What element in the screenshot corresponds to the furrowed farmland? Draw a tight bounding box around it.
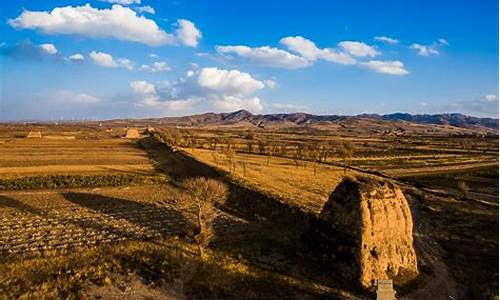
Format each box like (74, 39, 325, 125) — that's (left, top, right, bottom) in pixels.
(0, 122, 497, 299)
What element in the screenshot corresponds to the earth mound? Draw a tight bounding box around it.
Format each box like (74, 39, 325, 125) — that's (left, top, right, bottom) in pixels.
(314, 175, 419, 289)
(123, 128, 141, 139)
(26, 130, 42, 138)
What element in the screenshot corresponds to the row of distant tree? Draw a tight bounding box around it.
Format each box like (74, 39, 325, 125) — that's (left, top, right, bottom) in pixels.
(154, 128, 356, 175)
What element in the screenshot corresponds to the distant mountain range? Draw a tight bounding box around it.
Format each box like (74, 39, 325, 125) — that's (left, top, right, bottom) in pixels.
(378, 113, 498, 130)
(107, 110, 498, 136)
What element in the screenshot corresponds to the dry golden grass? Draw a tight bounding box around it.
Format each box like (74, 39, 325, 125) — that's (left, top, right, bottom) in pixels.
(185, 148, 346, 214)
(0, 236, 341, 299)
(0, 138, 154, 178)
(0, 127, 497, 299)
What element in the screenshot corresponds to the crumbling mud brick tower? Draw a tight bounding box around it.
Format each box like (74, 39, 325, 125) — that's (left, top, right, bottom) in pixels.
(26, 130, 42, 138)
(318, 175, 419, 289)
(123, 128, 141, 139)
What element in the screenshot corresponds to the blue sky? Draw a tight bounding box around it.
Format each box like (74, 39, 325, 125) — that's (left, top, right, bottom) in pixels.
(0, 0, 498, 120)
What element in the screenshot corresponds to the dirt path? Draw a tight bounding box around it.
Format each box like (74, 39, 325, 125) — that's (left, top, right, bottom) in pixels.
(402, 191, 464, 300)
(333, 153, 463, 161)
(386, 161, 499, 177)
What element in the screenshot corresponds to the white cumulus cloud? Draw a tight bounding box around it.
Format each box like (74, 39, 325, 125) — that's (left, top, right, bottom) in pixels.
(140, 61, 171, 73)
(360, 60, 409, 75)
(175, 19, 202, 47)
(216, 37, 412, 75)
(213, 96, 263, 112)
(280, 36, 325, 60)
(280, 36, 356, 64)
(129, 67, 268, 113)
(134, 5, 155, 14)
(68, 53, 84, 61)
(217, 36, 366, 69)
(410, 43, 440, 56)
(264, 80, 278, 88)
(130, 80, 156, 94)
(8, 4, 201, 47)
(130, 80, 196, 110)
(374, 36, 399, 44)
(216, 45, 311, 69)
(116, 58, 134, 70)
(39, 43, 57, 54)
(438, 38, 449, 45)
(99, 0, 141, 5)
(338, 41, 379, 57)
(484, 94, 497, 102)
(89, 51, 134, 70)
(197, 67, 265, 95)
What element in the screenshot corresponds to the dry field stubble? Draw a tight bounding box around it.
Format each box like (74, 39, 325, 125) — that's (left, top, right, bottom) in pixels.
(0, 138, 154, 178)
(180, 129, 498, 177)
(0, 134, 361, 299)
(0, 185, 194, 259)
(0, 127, 498, 299)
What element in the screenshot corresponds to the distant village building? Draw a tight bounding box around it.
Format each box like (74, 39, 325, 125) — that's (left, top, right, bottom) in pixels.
(26, 130, 42, 138)
(123, 128, 141, 139)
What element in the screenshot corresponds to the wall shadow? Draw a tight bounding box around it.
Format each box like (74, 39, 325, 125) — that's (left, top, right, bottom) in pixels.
(0, 192, 192, 260)
(0, 194, 159, 259)
(139, 136, 368, 298)
(0, 195, 42, 215)
(61, 192, 192, 238)
(138, 137, 219, 181)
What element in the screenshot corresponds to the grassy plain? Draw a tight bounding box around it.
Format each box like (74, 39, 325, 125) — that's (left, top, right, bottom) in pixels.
(0, 124, 497, 299)
(185, 148, 345, 214)
(0, 138, 153, 178)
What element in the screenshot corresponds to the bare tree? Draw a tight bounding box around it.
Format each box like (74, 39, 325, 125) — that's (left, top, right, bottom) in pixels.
(246, 141, 253, 154)
(224, 148, 236, 173)
(278, 144, 288, 158)
(210, 138, 217, 151)
(318, 142, 330, 163)
(240, 161, 247, 176)
(270, 143, 279, 157)
(245, 131, 254, 140)
(293, 145, 302, 168)
(183, 177, 229, 260)
(226, 138, 234, 152)
(211, 152, 219, 166)
(307, 143, 320, 176)
(457, 180, 469, 199)
(337, 141, 355, 174)
(258, 140, 266, 155)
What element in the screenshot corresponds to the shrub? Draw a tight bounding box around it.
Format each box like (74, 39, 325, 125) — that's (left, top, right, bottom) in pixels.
(0, 174, 168, 191)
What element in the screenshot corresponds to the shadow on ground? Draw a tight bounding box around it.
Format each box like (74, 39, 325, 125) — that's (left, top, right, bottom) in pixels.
(62, 192, 192, 238)
(139, 136, 368, 298)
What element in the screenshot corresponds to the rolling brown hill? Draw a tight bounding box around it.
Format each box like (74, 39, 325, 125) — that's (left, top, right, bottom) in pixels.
(103, 110, 498, 136)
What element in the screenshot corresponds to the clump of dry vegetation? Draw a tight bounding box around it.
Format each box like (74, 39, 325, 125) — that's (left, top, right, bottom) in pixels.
(184, 177, 228, 260)
(0, 124, 497, 299)
(0, 239, 192, 299)
(0, 174, 168, 190)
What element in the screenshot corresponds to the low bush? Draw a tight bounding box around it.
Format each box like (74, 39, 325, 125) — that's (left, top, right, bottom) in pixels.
(0, 174, 168, 190)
